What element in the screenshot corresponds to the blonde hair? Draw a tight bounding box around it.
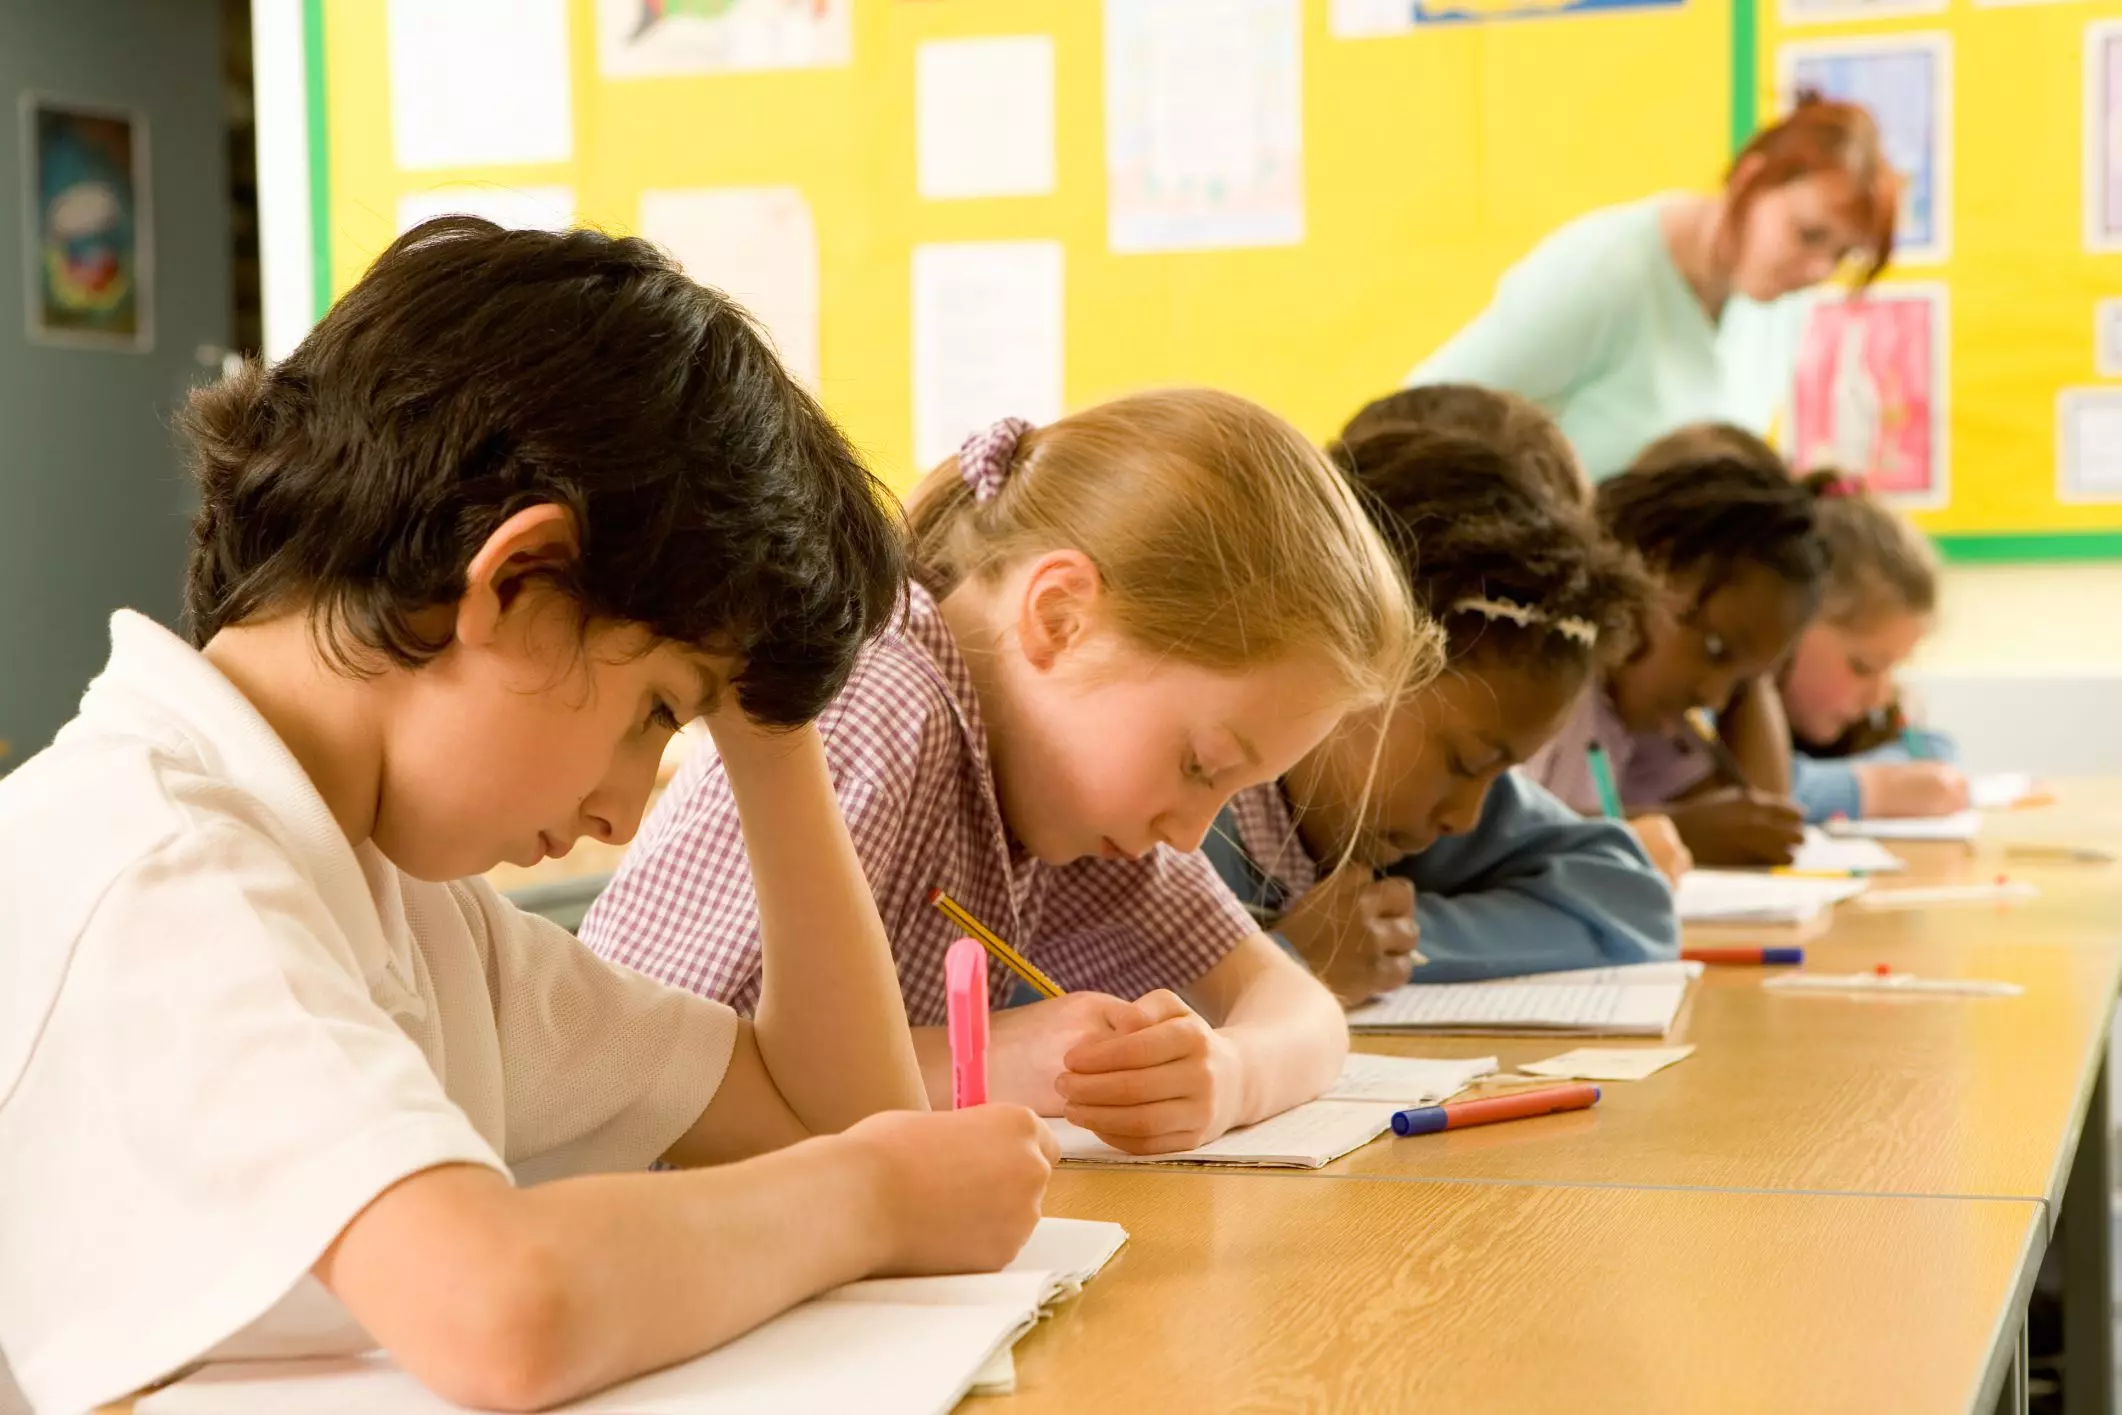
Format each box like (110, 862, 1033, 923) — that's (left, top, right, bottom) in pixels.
(905, 388, 1439, 711)
(1809, 470, 1939, 628)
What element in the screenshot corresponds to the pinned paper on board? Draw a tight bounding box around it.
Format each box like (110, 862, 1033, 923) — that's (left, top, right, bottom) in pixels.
(598, 0, 852, 77)
(388, 0, 573, 170)
(1789, 285, 1947, 508)
(2088, 21, 2122, 253)
(2058, 388, 2122, 504)
(396, 185, 575, 234)
(916, 36, 1056, 200)
(1104, 0, 1303, 252)
(1779, 0, 1943, 25)
(912, 241, 1065, 471)
(22, 96, 150, 350)
(1331, 0, 1679, 35)
(2097, 298, 2122, 378)
(640, 187, 821, 387)
(1783, 36, 1950, 263)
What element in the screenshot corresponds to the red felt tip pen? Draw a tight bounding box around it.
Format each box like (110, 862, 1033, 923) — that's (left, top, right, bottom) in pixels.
(1391, 1083, 1600, 1137)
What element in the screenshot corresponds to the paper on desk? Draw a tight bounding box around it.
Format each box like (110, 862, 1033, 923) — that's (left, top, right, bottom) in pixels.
(1517, 1045, 1696, 1081)
(1825, 810, 1982, 842)
(1970, 773, 2038, 809)
(1049, 1099, 1397, 1168)
(1791, 828, 1905, 874)
(1321, 1052, 1498, 1104)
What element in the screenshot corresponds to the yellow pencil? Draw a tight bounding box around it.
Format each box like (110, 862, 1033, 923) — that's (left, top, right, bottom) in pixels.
(927, 887, 1064, 999)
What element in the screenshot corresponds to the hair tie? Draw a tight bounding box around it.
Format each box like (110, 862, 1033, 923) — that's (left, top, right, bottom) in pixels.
(958, 417, 1035, 504)
(1821, 476, 1865, 500)
(1450, 595, 1598, 648)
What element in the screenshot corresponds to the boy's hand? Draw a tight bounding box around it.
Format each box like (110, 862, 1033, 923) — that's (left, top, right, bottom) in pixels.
(1667, 789, 1806, 866)
(846, 1106, 1056, 1276)
(1626, 814, 1694, 885)
(1856, 762, 1970, 820)
(1054, 991, 1245, 1155)
(1273, 863, 1424, 1006)
(987, 991, 1136, 1113)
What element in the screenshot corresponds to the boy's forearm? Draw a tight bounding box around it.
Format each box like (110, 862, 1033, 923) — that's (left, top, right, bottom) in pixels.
(716, 723, 927, 1127)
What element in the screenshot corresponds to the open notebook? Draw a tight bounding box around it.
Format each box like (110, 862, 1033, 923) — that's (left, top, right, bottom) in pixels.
(1826, 809, 1983, 842)
(138, 1218, 1128, 1415)
(1045, 1052, 1497, 1170)
(1790, 828, 1905, 875)
(1677, 869, 1870, 926)
(1346, 961, 1704, 1038)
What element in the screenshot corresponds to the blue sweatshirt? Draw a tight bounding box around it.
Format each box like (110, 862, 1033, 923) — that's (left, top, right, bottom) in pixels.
(1203, 772, 1678, 985)
(1791, 726, 1959, 823)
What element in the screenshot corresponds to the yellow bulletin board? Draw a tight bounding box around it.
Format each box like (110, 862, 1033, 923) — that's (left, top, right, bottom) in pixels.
(1750, 0, 2122, 560)
(299, 0, 2121, 559)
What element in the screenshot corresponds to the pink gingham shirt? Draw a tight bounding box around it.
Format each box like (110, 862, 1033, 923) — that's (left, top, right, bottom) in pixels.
(580, 582, 1258, 1023)
(1520, 682, 1712, 816)
(1219, 782, 1319, 909)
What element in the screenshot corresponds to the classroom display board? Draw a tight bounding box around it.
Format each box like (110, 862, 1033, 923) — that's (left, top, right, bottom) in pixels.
(290, 0, 2121, 558)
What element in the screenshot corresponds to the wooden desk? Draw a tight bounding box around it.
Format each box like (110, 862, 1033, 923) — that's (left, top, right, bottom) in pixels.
(1324, 936, 2121, 1214)
(996, 1170, 2042, 1415)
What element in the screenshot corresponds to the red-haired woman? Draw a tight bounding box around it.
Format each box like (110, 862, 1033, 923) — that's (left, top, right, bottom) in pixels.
(1405, 95, 1899, 483)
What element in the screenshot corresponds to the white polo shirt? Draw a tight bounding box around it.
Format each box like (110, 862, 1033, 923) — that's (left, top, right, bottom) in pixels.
(0, 613, 740, 1415)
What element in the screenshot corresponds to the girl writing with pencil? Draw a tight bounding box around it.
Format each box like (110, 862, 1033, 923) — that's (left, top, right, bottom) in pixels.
(1522, 423, 1832, 867)
(1202, 398, 1677, 1006)
(585, 391, 1435, 1155)
(1778, 474, 1966, 821)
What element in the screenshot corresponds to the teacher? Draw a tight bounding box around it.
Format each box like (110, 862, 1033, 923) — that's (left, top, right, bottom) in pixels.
(1406, 95, 1898, 481)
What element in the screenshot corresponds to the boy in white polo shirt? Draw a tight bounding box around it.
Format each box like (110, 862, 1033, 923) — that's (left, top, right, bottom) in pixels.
(0, 218, 1055, 1415)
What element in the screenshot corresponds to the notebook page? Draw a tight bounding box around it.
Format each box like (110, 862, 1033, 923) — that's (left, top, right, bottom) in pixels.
(1677, 870, 1868, 924)
(1321, 1052, 1498, 1103)
(1826, 810, 1982, 842)
(1791, 828, 1905, 874)
(830, 1217, 1129, 1307)
(1970, 773, 2035, 809)
(1346, 962, 1701, 1035)
(1048, 1100, 1398, 1168)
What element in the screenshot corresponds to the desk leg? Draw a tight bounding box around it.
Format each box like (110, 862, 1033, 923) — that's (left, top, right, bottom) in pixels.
(2065, 1061, 2115, 1415)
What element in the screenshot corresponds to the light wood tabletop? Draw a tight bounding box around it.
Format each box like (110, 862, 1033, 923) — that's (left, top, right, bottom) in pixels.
(994, 1169, 2042, 1415)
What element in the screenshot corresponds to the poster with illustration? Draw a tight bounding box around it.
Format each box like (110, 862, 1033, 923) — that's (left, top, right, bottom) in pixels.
(1789, 285, 1947, 508)
(598, 0, 851, 77)
(1782, 36, 1950, 263)
(1333, 0, 1679, 36)
(2088, 21, 2122, 252)
(20, 96, 150, 349)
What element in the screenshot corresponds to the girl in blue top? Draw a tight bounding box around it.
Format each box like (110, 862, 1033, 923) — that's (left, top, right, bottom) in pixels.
(1406, 95, 1898, 481)
(1203, 394, 1672, 1004)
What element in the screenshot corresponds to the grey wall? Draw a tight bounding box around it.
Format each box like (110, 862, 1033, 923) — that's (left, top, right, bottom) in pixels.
(0, 0, 229, 768)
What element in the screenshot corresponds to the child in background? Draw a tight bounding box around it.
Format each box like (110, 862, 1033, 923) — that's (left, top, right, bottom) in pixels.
(1780, 475, 1966, 821)
(1341, 382, 1591, 506)
(1203, 417, 1676, 1005)
(0, 220, 1055, 1415)
(586, 390, 1434, 1157)
(1524, 423, 1830, 867)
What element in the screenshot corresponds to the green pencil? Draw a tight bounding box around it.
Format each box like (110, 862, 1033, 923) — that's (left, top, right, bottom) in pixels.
(1585, 743, 1625, 819)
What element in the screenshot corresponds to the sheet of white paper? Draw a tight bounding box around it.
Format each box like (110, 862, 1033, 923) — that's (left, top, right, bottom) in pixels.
(1104, 0, 1304, 251)
(1519, 1045, 1696, 1081)
(1791, 827, 1906, 874)
(1969, 772, 2036, 810)
(143, 1303, 1027, 1415)
(829, 1218, 1128, 1311)
(2098, 298, 2122, 378)
(1322, 1052, 1498, 1103)
(911, 241, 1064, 468)
(1677, 870, 1869, 925)
(1330, 0, 1417, 36)
(641, 187, 821, 387)
(396, 184, 574, 235)
(389, 0, 572, 170)
(2060, 389, 2122, 502)
(1766, 972, 2023, 997)
(1346, 962, 1703, 1037)
(917, 36, 1056, 199)
(1826, 810, 1982, 841)
(1049, 1100, 1397, 1168)
(597, 0, 852, 77)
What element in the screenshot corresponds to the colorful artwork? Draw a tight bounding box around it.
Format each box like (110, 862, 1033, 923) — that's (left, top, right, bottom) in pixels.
(1332, 0, 1679, 34)
(2088, 22, 2122, 252)
(20, 96, 149, 349)
(1790, 286, 1947, 508)
(599, 0, 850, 76)
(1784, 37, 1950, 262)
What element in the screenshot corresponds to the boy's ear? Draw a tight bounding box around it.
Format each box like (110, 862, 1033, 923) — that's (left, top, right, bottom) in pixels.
(1016, 550, 1104, 674)
(457, 503, 581, 649)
